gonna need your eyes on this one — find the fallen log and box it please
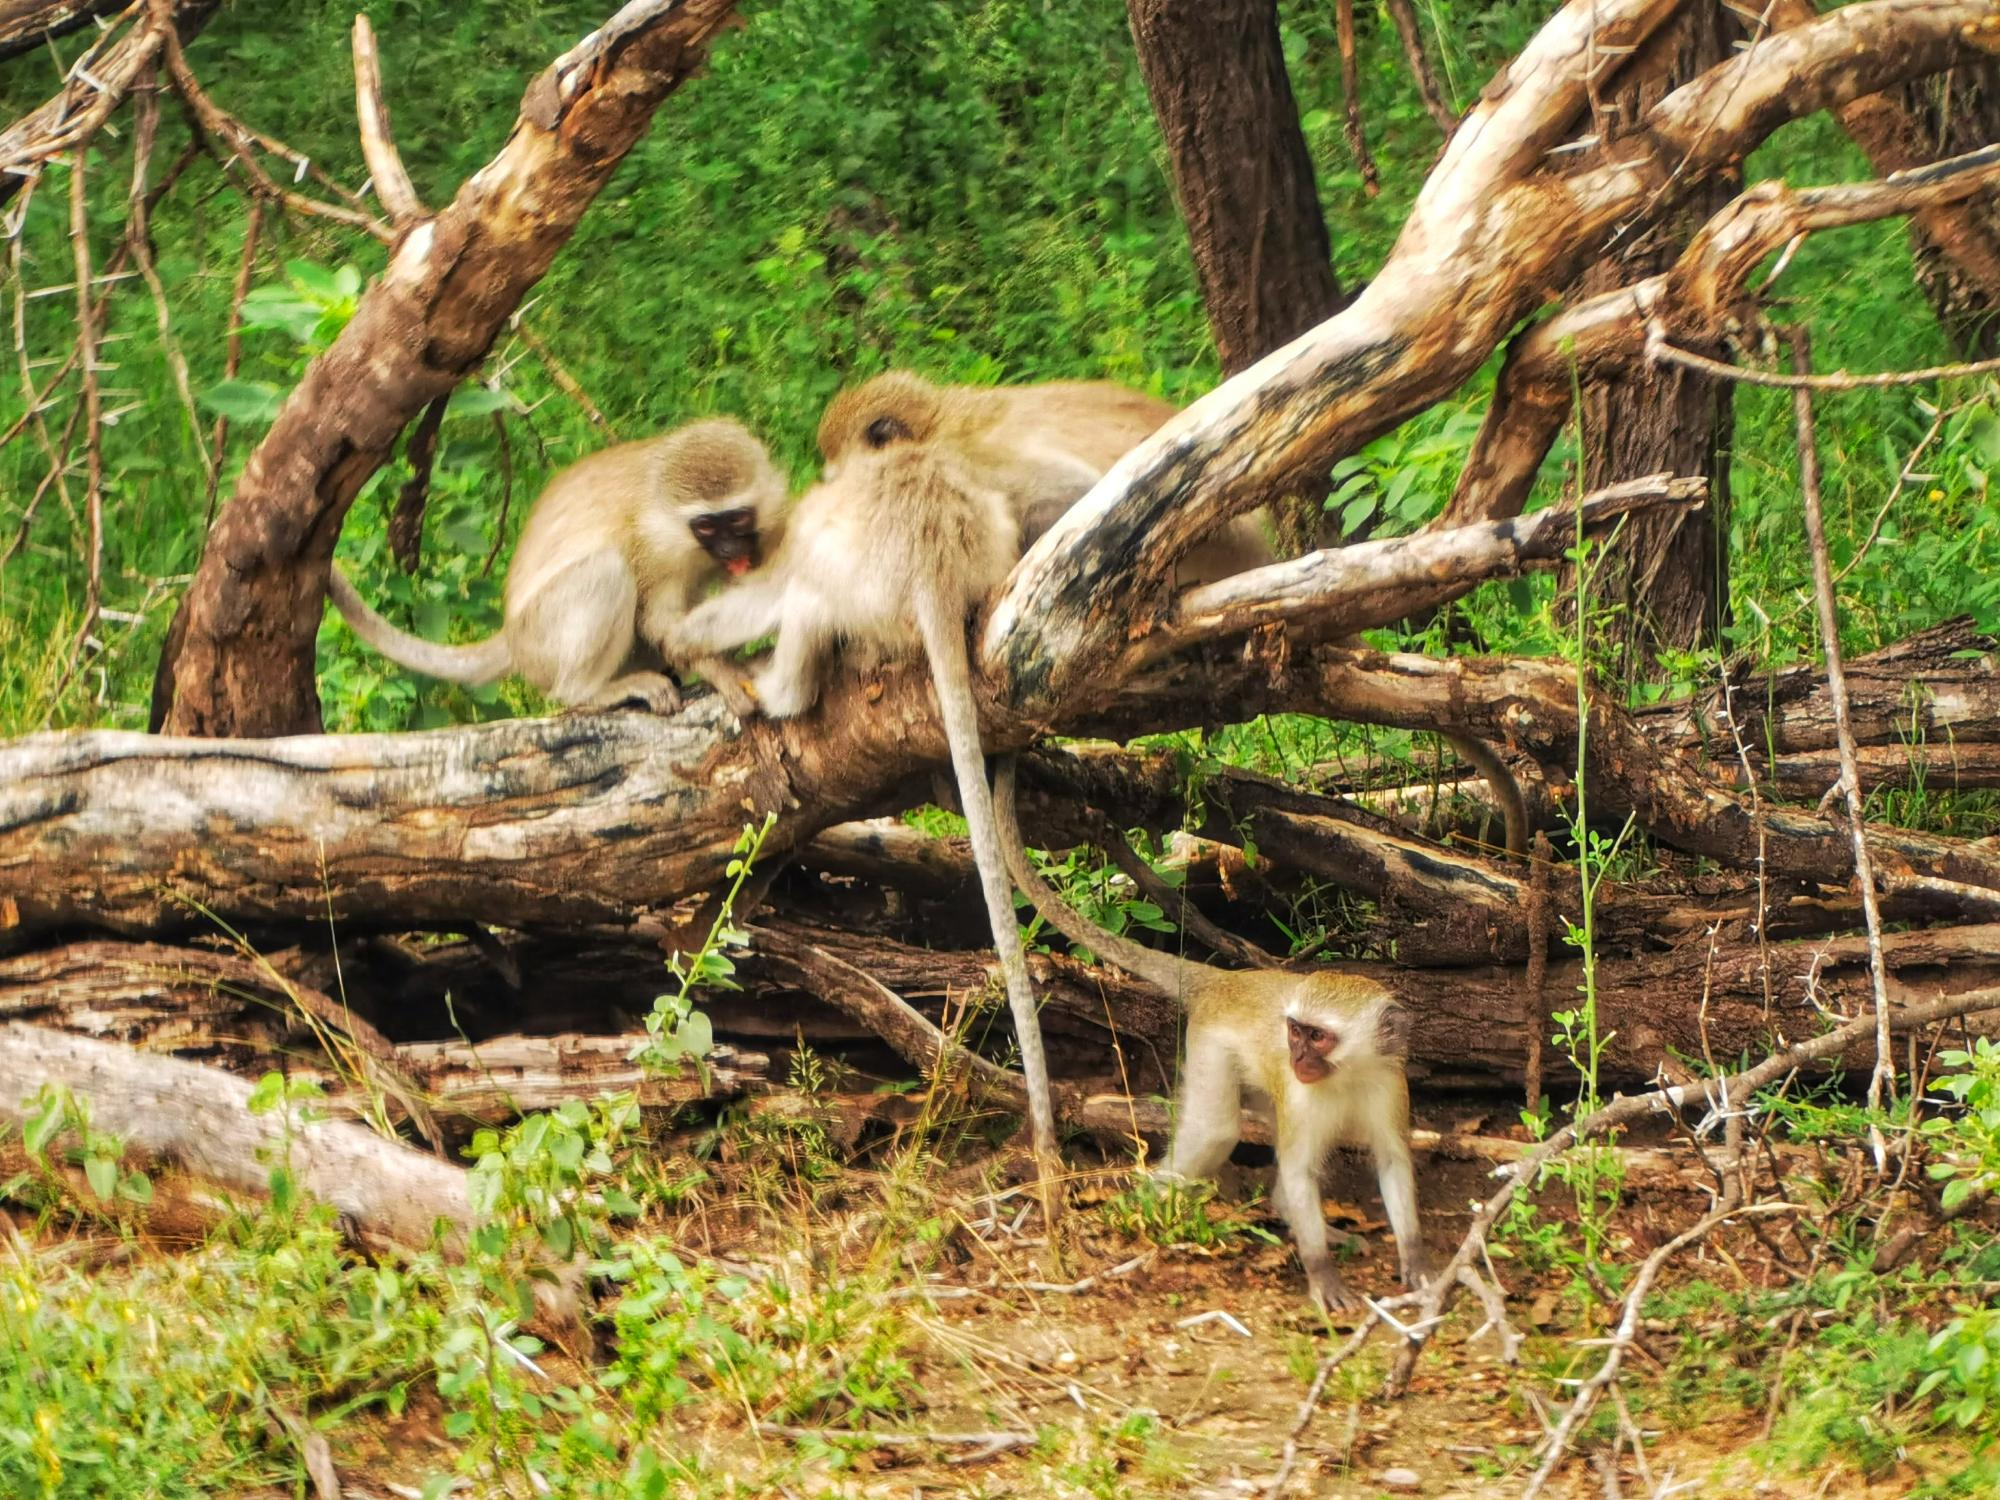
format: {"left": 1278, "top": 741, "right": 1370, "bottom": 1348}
{"left": 319, "top": 1032, "right": 770, "bottom": 1133}
{"left": 0, "top": 1023, "right": 470, "bottom": 1255}
{"left": 1642, "top": 617, "right": 2000, "bottom": 758}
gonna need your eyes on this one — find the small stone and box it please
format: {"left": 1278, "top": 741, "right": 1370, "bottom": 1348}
{"left": 1378, "top": 1469, "right": 1422, "bottom": 1493}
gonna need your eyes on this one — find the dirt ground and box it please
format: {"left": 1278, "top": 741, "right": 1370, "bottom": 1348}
{"left": 307, "top": 1139, "right": 1941, "bottom": 1500}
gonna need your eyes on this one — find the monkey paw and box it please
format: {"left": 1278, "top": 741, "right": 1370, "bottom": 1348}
{"left": 574, "top": 673, "right": 684, "bottom": 717}
{"left": 1305, "top": 1260, "right": 1364, "bottom": 1314}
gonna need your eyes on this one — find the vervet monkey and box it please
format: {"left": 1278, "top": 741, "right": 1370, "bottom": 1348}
{"left": 327, "top": 418, "right": 786, "bottom": 713}
{"left": 674, "top": 445, "right": 1060, "bottom": 1161}
{"left": 819, "top": 373, "right": 1530, "bottom": 854}
{"left": 816, "top": 369, "right": 1275, "bottom": 586}
{"left": 993, "top": 761, "right": 1431, "bottom": 1310}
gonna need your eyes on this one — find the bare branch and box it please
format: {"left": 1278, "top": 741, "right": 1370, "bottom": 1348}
{"left": 1383, "top": 0, "right": 1457, "bottom": 134}
{"left": 205, "top": 198, "right": 259, "bottom": 526}
{"left": 154, "top": 0, "right": 388, "bottom": 241}
{"left": 1790, "top": 327, "right": 1897, "bottom": 1160}
{"left": 1652, "top": 340, "right": 2000, "bottom": 388}
{"left": 1127, "top": 476, "right": 1705, "bottom": 669}
{"left": 988, "top": 0, "right": 2000, "bottom": 710}
{"left": 50, "top": 147, "right": 105, "bottom": 709}
{"left": 350, "top": 12, "right": 426, "bottom": 226}
{"left": 1335, "top": 0, "right": 1379, "bottom": 195}
{"left": 124, "top": 75, "right": 213, "bottom": 490}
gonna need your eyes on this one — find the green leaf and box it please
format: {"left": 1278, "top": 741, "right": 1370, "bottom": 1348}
{"left": 199, "top": 379, "right": 285, "bottom": 424}
{"left": 84, "top": 1154, "right": 117, "bottom": 1201}
{"left": 246, "top": 1071, "right": 286, "bottom": 1115}
{"left": 447, "top": 385, "right": 514, "bottom": 419}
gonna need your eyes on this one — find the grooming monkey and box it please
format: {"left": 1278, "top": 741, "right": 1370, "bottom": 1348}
{"left": 327, "top": 418, "right": 786, "bottom": 713}
{"left": 673, "top": 444, "right": 1061, "bottom": 1159}
{"left": 992, "top": 761, "right": 1432, "bottom": 1309}
{"left": 817, "top": 369, "right": 1276, "bottom": 586}
{"left": 821, "top": 373, "right": 1529, "bottom": 852}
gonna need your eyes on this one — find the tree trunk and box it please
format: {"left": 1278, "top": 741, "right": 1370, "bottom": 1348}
{"left": 1125, "top": 0, "right": 1344, "bottom": 552}
{"left": 1569, "top": 6, "right": 1741, "bottom": 673}
{"left": 150, "top": 0, "right": 741, "bottom": 737}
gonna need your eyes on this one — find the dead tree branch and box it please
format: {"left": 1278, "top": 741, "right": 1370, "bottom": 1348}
{"left": 154, "top": 0, "right": 742, "bottom": 735}
{"left": 350, "top": 12, "right": 426, "bottom": 227}
{"left": 987, "top": 0, "right": 2000, "bottom": 706}
{"left": 1382, "top": 982, "right": 2000, "bottom": 1396}
{"left": 1790, "top": 327, "right": 1898, "bottom": 1154}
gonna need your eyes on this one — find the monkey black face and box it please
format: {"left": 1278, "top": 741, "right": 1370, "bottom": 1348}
{"left": 1287, "top": 1017, "right": 1338, "bottom": 1084}
{"left": 689, "top": 505, "right": 761, "bottom": 576}
{"left": 863, "top": 413, "right": 914, "bottom": 449}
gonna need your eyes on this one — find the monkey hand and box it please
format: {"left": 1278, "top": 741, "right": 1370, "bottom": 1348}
{"left": 1304, "top": 1256, "right": 1364, "bottom": 1313}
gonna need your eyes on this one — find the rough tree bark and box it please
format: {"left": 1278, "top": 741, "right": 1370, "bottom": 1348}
{"left": 1125, "top": 0, "right": 1344, "bottom": 551}
{"left": 1567, "top": 5, "right": 1741, "bottom": 673}
{"left": 150, "top": 0, "right": 742, "bottom": 737}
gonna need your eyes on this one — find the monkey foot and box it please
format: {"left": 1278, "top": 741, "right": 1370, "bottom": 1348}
{"left": 573, "top": 674, "right": 684, "bottom": 716}
{"left": 1305, "top": 1260, "right": 1365, "bottom": 1314}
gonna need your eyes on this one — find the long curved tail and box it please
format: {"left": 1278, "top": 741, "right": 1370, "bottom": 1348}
{"left": 327, "top": 567, "right": 511, "bottom": 686}
{"left": 1440, "top": 732, "right": 1528, "bottom": 857}
{"left": 989, "top": 757, "right": 1207, "bottom": 1004}
{"left": 911, "top": 584, "right": 1059, "bottom": 1155}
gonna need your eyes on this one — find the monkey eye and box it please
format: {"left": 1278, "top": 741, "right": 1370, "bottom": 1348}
{"left": 864, "top": 416, "right": 908, "bottom": 447}
{"left": 689, "top": 517, "right": 716, "bottom": 537}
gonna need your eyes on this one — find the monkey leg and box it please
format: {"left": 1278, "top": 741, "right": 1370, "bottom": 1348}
{"left": 748, "top": 609, "right": 828, "bottom": 719}
{"left": 1274, "top": 1117, "right": 1359, "bottom": 1310}
{"left": 1157, "top": 1039, "right": 1242, "bottom": 1181}
{"left": 1371, "top": 1120, "right": 1433, "bottom": 1289}
{"left": 510, "top": 551, "right": 640, "bottom": 704}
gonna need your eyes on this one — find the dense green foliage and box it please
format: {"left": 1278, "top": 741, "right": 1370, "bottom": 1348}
{"left": 7, "top": 2, "right": 2000, "bottom": 1492}
{"left": 2, "top": 0, "right": 1995, "bottom": 736}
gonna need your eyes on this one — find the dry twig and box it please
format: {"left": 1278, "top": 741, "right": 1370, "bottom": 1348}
{"left": 1334, "top": 0, "right": 1379, "bottom": 195}
{"left": 1790, "top": 326, "right": 1897, "bottom": 1165}
{"left": 1385, "top": 983, "right": 2000, "bottom": 1395}
{"left": 153, "top": 0, "right": 388, "bottom": 241}
{"left": 350, "top": 13, "right": 426, "bottom": 226}
{"left": 124, "top": 76, "right": 212, "bottom": 488}
{"left": 1651, "top": 340, "right": 2000, "bottom": 390}
{"left": 205, "top": 198, "right": 261, "bottom": 525}
{"left": 1522, "top": 1202, "right": 1798, "bottom": 1496}
{"left": 50, "top": 146, "right": 106, "bottom": 709}
{"left": 1383, "top": 0, "right": 1457, "bottom": 133}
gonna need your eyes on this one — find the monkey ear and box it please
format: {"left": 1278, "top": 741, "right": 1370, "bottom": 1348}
{"left": 1373, "top": 999, "right": 1412, "bottom": 1058}
{"left": 865, "top": 415, "right": 911, "bottom": 447}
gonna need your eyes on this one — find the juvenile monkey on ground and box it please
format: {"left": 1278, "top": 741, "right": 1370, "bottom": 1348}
{"left": 816, "top": 369, "right": 1275, "bottom": 586}
{"left": 327, "top": 417, "right": 785, "bottom": 713}
{"left": 673, "top": 444, "right": 1061, "bottom": 1164}
{"left": 992, "top": 760, "right": 1432, "bottom": 1310}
